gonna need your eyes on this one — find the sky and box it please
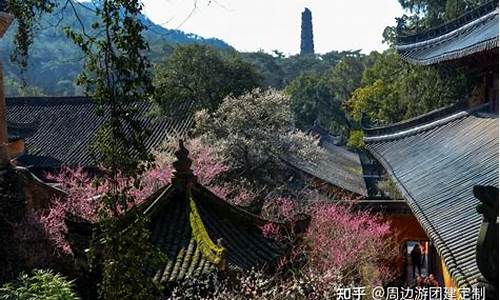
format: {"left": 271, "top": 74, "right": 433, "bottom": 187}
{"left": 142, "top": 0, "right": 405, "bottom": 55}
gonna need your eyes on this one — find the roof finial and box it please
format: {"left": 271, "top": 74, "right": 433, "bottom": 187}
{"left": 313, "top": 118, "right": 320, "bottom": 127}
{"left": 172, "top": 139, "right": 196, "bottom": 189}
{"left": 360, "top": 112, "right": 371, "bottom": 129}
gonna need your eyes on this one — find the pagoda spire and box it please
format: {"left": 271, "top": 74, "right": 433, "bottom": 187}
{"left": 300, "top": 7, "right": 314, "bottom": 55}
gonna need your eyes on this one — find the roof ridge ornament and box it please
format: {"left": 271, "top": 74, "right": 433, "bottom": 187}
{"left": 187, "top": 191, "right": 226, "bottom": 268}
{"left": 360, "top": 112, "right": 371, "bottom": 130}
{"left": 172, "top": 139, "right": 197, "bottom": 190}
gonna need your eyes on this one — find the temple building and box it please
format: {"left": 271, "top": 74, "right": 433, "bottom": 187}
{"left": 66, "top": 141, "right": 289, "bottom": 295}
{"left": 145, "top": 141, "right": 287, "bottom": 283}
{"left": 6, "top": 96, "right": 193, "bottom": 175}
{"left": 396, "top": 0, "right": 498, "bottom": 109}
{"left": 363, "top": 1, "right": 498, "bottom": 295}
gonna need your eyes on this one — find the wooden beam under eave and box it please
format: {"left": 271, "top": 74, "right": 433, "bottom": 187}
{"left": 7, "top": 138, "right": 24, "bottom": 161}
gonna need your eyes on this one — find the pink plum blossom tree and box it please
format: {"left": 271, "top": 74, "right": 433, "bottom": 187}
{"left": 15, "top": 137, "right": 399, "bottom": 297}
{"left": 14, "top": 138, "right": 247, "bottom": 265}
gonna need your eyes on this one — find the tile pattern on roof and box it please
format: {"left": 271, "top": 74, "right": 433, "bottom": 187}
{"left": 363, "top": 102, "right": 470, "bottom": 139}
{"left": 146, "top": 185, "right": 285, "bottom": 283}
{"left": 7, "top": 120, "right": 38, "bottom": 141}
{"left": 285, "top": 140, "right": 368, "bottom": 197}
{"left": 65, "top": 140, "right": 286, "bottom": 285}
{"left": 364, "top": 108, "right": 499, "bottom": 288}
{"left": 6, "top": 97, "right": 193, "bottom": 168}
{"left": 395, "top": 4, "right": 498, "bottom": 65}
{"left": 396, "top": 1, "right": 498, "bottom": 45}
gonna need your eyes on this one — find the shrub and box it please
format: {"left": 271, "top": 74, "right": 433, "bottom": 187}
{"left": 0, "top": 269, "right": 79, "bottom": 300}
{"left": 377, "top": 177, "right": 403, "bottom": 199}
{"left": 347, "top": 130, "right": 365, "bottom": 149}
{"left": 302, "top": 203, "right": 397, "bottom": 287}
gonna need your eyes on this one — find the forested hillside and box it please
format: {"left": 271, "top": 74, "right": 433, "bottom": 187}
{"left": 2, "top": 0, "right": 230, "bottom": 96}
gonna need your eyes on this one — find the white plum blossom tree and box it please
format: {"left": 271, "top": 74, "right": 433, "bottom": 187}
{"left": 195, "top": 88, "right": 322, "bottom": 193}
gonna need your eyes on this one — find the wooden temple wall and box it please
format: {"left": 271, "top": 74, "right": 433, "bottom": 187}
{"left": 382, "top": 214, "right": 429, "bottom": 277}
{"left": 386, "top": 214, "right": 428, "bottom": 242}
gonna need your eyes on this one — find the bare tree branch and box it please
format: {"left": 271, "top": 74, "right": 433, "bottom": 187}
{"left": 176, "top": 0, "right": 198, "bottom": 29}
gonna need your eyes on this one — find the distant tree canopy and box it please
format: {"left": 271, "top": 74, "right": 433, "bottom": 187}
{"left": 279, "top": 54, "right": 330, "bottom": 85}
{"left": 393, "top": 0, "right": 488, "bottom": 35}
{"left": 329, "top": 55, "right": 367, "bottom": 102}
{"left": 284, "top": 53, "right": 370, "bottom": 138}
{"left": 399, "top": 0, "right": 489, "bottom": 28}
{"left": 154, "top": 44, "right": 262, "bottom": 113}
{"left": 240, "top": 51, "right": 285, "bottom": 88}
{"left": 285, "top": 73, "right": 348, "bottom": 135}
{"left": 347, "top": 50, "right": 475, "bottom": 126}
{"left": 286, "top": 73, "right": 331, "bottom": 130}
{"left": 240, "top": 50, "right": 363, "bottom": 90}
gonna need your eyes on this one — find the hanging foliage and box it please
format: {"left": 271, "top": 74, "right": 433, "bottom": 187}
{"left": 7, "top": 0, "right": 56, "bottom": 72}
{"left": 65, "top": 0, "right": 161, "bottom": 298}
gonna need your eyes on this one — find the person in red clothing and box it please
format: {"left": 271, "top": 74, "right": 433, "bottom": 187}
{"left": 415, "top": 275, "right": 425, "bottom": 287}
{"left": 425, "top": 274, "right": 439, "bottom": 287}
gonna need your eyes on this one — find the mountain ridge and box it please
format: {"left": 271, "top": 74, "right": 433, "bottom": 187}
{"left": 2, "top": 1, "right": 231, "bottom": 96}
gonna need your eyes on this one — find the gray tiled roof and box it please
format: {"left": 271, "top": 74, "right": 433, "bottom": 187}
{"left": 65, "top": 181, "right": 286, "bottom": 284}
{"left": 363, "top": 104, "right": 498, "bottom": 288}
{"left": 6, "top": 97, "right": 193, "bottom": 169}
{"left": 7, "top": 121, "right": 37, "bottom": 142}
{"left": 396, "top": 1, "right": 498, "bottom": 65}
{"left": 145, "top": 184, "right": 285, "bottom": 283}
{"left": 285, "top": 140, "right": 368, "bottom": 197}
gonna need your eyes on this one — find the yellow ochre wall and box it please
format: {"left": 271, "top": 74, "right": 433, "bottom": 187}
{"left": 440, "top": 258, "right": 457, "bottom": 288}
{"left": 386, "top": 214, "right": 428, "bottom": 242}
{"left": 382, "top": 214, "right": 429, "bottom": 276}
